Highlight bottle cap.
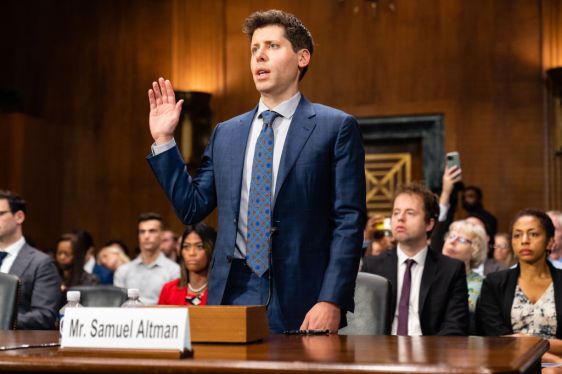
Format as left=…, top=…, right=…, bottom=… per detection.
left=67, top=291, right=81, bottom=302
left=127, top=288, right=140, bottom=298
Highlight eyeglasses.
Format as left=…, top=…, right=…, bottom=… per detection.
left=493, top=244, right=509, bottom=250
left=445, top=233, right=473, bottom=245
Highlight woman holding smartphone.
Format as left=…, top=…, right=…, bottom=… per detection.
left=476, top=209, right=562, bottom=364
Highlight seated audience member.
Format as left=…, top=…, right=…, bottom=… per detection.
left=465, top=215, right=504, bottom=275
left=114, top=213, right=180, bottom=305
left=493, top=232, right=516, bottom=268
left=56, top=230, right=100, bottom=293
left=362, top=182, right=469, bottom=336
left=0, top=190, right=61, bottom=329
left=159, top=223, right=217, bottom=305
left=442, top=220, right=487, bottom=313
left=160, top=229, right=180, bottom=263
left=461, top=185, right=498, bottom=239
left=363, top=214, right=394, bottom=257
left=476, top=209, right=562, bottom=364
left=547, top=211, right=562, bottom=269
left=98, top=240, right=131, bottom=278
left=81, top=232, right=113, bottom=285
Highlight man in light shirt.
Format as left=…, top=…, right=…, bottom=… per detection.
left=0, top=190, right=61, bottom=329
left=362, top=182, right=468, bottom=336
left=113, top=213, right=179, bottom=305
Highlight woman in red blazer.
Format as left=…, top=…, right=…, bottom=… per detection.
left=158, top=223, right=216, bottom=306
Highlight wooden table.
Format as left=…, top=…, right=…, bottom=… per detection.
left=0, top=331, right=548, bottom=373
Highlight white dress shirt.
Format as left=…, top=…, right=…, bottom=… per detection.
left=234, top=92, right=300, bottom=258
left=391, top=245, right=428, bottom=336
left=0, top=236, right=25, bottom=273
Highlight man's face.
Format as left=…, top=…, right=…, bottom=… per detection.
left=0, top=199, right=23, bottom=244
left=160, top=230, right=178, bottom=257
left=138, top=220, right=162, bottom=253
left=462, top=190, right=479, bottom=210
left=548, top=212, right=562, bottom=253
left=250, top=25, right=309, bottom=100
left=391, top=193, right=434, bottom=247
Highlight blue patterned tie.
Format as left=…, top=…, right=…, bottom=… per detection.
left=247, top=110, right=280, bottom=277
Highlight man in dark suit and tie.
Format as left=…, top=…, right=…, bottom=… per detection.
left=146, top=9, right=366, bottom=332
left=0, top=191, right=61, bottom=329
left=362, top=183, right=468, bottom=335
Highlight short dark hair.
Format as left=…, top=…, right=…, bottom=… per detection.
left=243, top=9, right=314, bottom=80
left=137, top=212, right=163, bottom=228
left=179, top=223, right=217, bottom=288
left=0, top=190, right=27, bottom=215
left=393, top=182, right=439, bottom=237
left=510, top=208, right=555, bottom=241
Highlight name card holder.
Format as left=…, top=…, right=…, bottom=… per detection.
left=60, top=307, right=191, bottom=359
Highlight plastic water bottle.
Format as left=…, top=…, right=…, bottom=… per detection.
left=59, top=291, right=83, bottom=336
left=121, top=288, right=144, bottom=307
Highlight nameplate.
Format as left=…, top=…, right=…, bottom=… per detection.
left=60, top=307, right=190, bottom=352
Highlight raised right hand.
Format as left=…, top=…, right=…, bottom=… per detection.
left=148, top=77, right=184, bottom=145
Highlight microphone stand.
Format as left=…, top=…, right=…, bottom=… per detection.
left=265, top=226, right=278, bottom=309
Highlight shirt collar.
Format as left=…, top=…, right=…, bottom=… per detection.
left=1, top=236, right=25, bottom=257
left=396, top=244, right=428, bottom=266
left=134, top=252, right=167, bottom=268
left=257, top=92, right=301, bottom=120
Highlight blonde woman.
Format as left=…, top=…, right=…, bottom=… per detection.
left=98, top=241, right=131, bottom=272
left=442, top=220, right=488, bottom=313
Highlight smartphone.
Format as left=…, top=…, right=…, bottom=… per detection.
left=446, top=151, right=461, bottom=169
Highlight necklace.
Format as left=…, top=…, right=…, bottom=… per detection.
left=188, top=282, right=208, bottom=294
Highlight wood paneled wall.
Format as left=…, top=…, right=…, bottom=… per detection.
left=0, top=0, right=558, bottom=251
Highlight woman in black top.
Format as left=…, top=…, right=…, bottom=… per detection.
left=476, top=208, right=561, bottom=364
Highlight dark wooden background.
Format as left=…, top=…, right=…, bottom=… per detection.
left=1, top=0, right=561, bottom=253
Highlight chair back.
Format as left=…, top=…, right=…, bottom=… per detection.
left=339, top=272, right=391, bottom=335
left=68, top=285, right=128, bottom=307
left=0, top=273, right=20, bottom=330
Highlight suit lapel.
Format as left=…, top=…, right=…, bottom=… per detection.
left=230, top=109, right=256, bottom=213
left=419, top=249, right=437, bottom=313
left=549, top=265, right=562, bottom=338
left=386, top=251, right=399, bottom=315
left=503, top=267, right=519, bottom=327
left=8, top=243, right=32, bottom=278
left=273, top=97, right=316, bottom=203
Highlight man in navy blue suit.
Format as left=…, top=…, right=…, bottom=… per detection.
left=146, top=9, right=366, bottom=332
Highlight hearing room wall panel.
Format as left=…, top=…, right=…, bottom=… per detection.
left=0, top=0, right=553, bottom=252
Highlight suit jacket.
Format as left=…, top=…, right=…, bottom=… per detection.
left=148, top=96, right=366, bottom=329
left=362, top=248, right=469, bottom=335
left=9, top=243, right=61, bottom=329
left=475, top=262, right=562, bottom=338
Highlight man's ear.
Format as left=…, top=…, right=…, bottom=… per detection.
left=297, top=49, right=311, bottom=69
left=426, top=218, right=436, bottom=233
left=14, top=210, right=25, bottom=225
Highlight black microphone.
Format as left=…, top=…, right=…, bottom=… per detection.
left=265, top=226, right=279, bottom=308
